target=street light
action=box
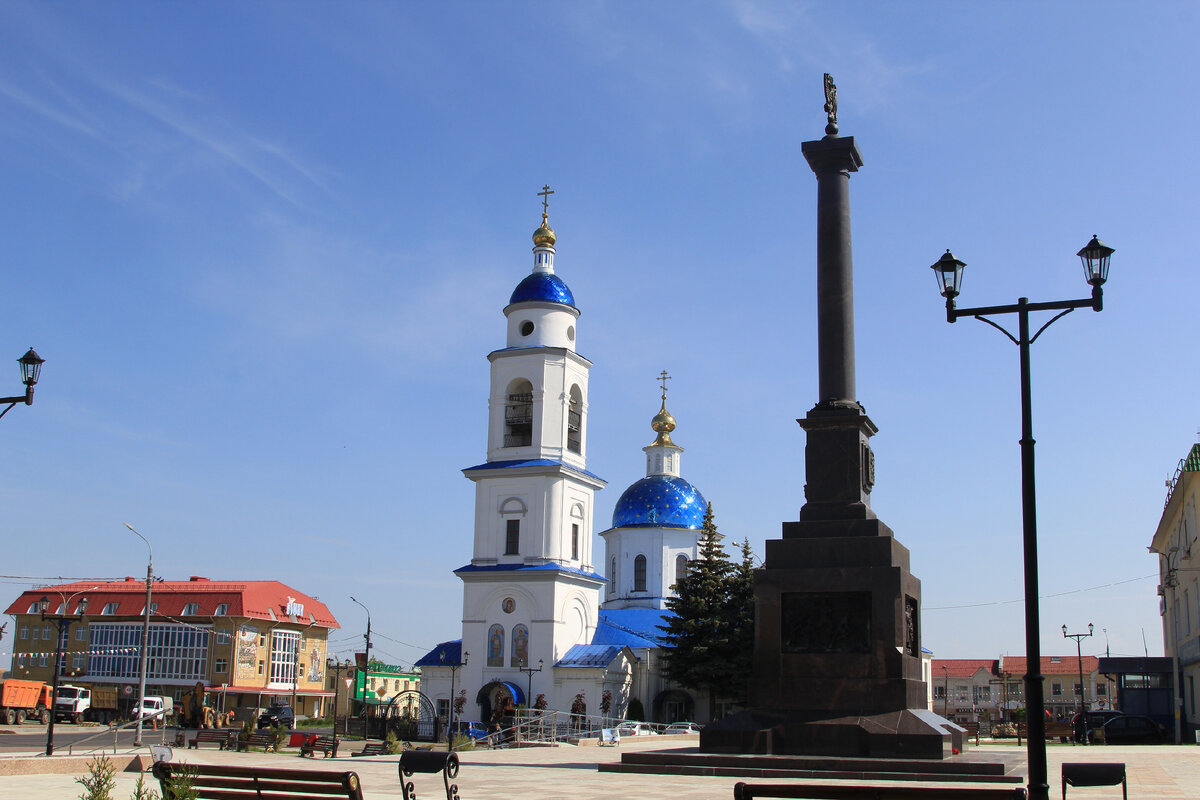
[930,235,1113,800]
[326,657,353,743]
[349,597,372,730]
[941,664,950,720]
[39,585,96,755]
[519,658,543,711]
[1062,623,1094,737]
[439,647,468,747]
[125,522,154,747]
[0,348,45,420]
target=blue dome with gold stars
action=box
[612,475,706,529]
[509,273,576,307]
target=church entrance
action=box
[475,681,525,728]
[653,689,695,724]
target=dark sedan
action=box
[1096,714,1168,744]
[256,704,295,729]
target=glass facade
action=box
[89,622,210,681]
[269,630,300,686]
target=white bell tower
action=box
[455,187,606,714]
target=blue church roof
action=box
[594,608,673,648]
[414,640,463,667]
[509,273,576,307]
[556,644,628,668]
[611,475,707,529]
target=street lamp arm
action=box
[952,293,1100,321]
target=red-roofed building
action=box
[5,577,340,719]
[999,655,1108,720]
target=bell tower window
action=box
[505,379,534,448]
[571,523,579,560]
[567,385,583,454]
[634,555,647,592]
[505,519,520,555]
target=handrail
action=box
[63,708,171,756]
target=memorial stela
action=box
[700,75,965,759]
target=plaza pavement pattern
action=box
[0,736,1198,799]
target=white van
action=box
[135,695,174,720]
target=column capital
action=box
[802,136,864,176]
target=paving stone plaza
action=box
[1,737,1198,799]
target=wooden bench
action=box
[352,741,390,757]
[1016,722,1075,745]
[733,783,1028,799]
[300,735,340,758]
[188,729,236,750]
[398,750,459,800]
[153,762,364,800]
[237,731,279,752]
[1062,763,1126,800]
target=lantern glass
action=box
[930,250,965,299]
[1077,235,1114,287]
[18,348,43,387]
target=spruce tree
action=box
[659,502,742,720]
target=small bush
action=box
[75,755,116,800]
[449,733,473,751]
[271,723,288,752]
[130,774,159,800]
[385,730,403,755]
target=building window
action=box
[75,626,88,642]
[505,519,520,555]
[487,624,505,667]
[567,386,582,453]
[101,603,119,615]
[258,660,265,675]
[269,631,300,686]
[504,380,534,447]
[43,625,52,640]
[215,658,228,674]
[675,555,688,588]
[634,555,647,592]
[609,557,617,592]
[1073,683,1082,697]
[216,628,231,644]
[437,699,449,719]
[17,654,27,668]
[72,653,85,670]
[87,622,210,681]
[39,654,48,667]
[571,524,579,560]
[933,685,946,699]
[182,603,199,616]
[19,625,28,640]
[215,603,229,616]
[31,627,39,641]
[1051,683,1062,696]
[141,603,158,615]
[1096,683,1107,696]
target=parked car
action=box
[663,722,701,735]
[1072,710,1122,743]
[256,703,295,729]
[452,721,489,741]
[616,722,658,736]
[1095,714,1168,745]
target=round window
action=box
[520,321,535,337]
[567,325,575,342]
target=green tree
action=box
[659,503,753,719]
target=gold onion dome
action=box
[533,213,556,247]
[651,401,676,446]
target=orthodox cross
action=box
[538,184,555,216]
[823,73,838,136]
[658,370,672,400]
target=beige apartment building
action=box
[5,576,339,718]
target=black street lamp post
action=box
[519,658,543,711]
[930,235,1113,800]
[1063,623,1094,724]
[941,665,950,720]
[440,648,468,747]
[349,597,372,729]
[39,586,95,756]
[0,349,45,420]
[326,657,352,743]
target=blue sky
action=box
[1,1,1195,668]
